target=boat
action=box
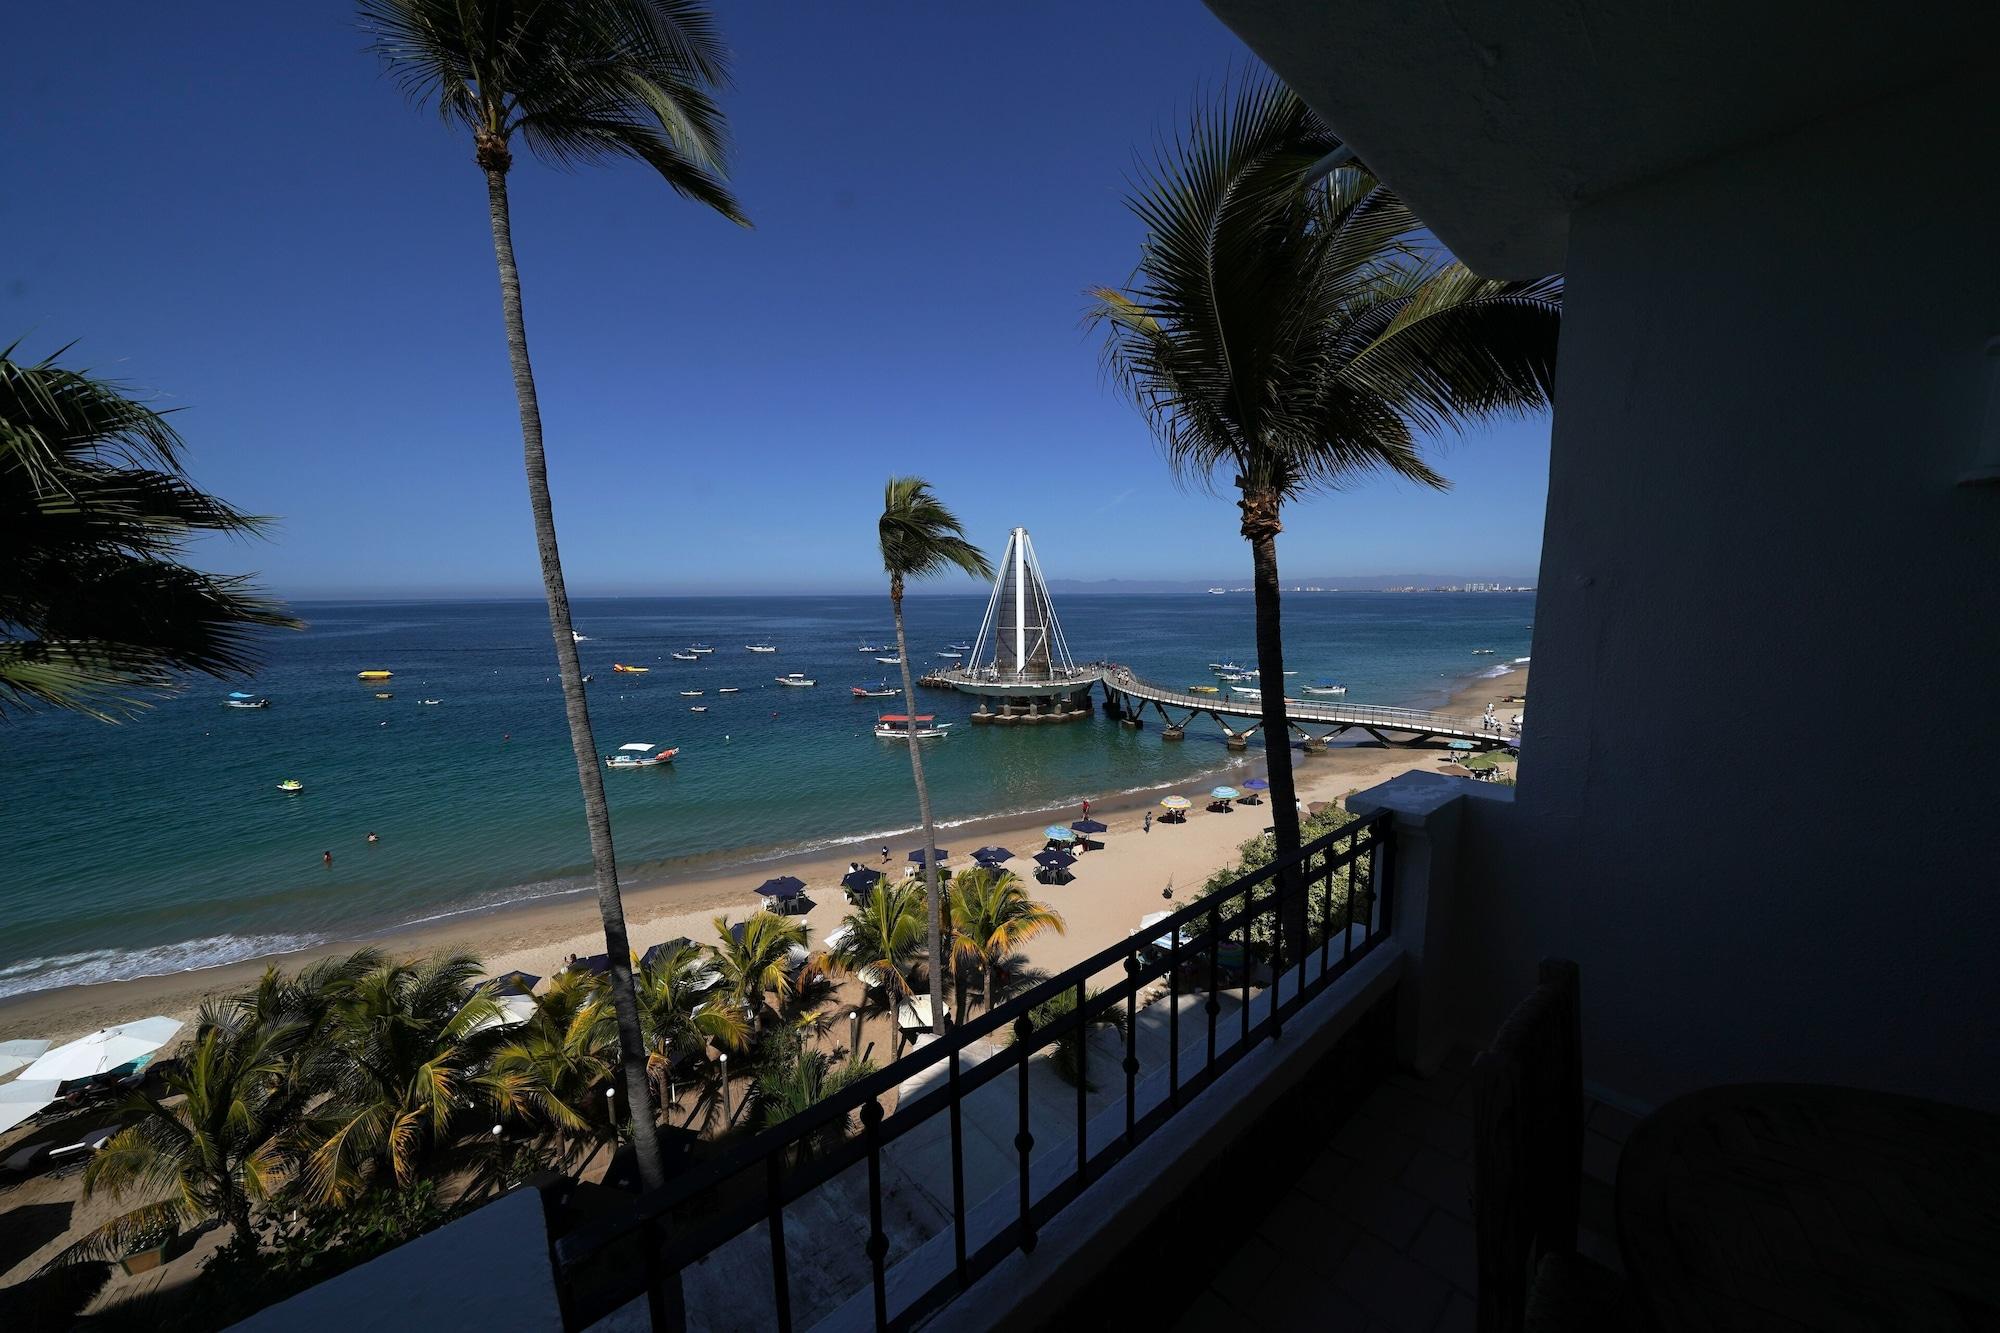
[936,651,963,659]
[775,673,815,687]
[224,692,268,709]
[1472,648,1497,655]
[852,681,898,698]
[276,779,304,792]
[746,642,778,653]
[420,698,442,705]
[689,706,708,713]
[1188,685,1220,695]
[581,674,594,683]
[1207,661,1246,673]
[1207,588,1227,595]
[857,643,883,653]
[613,663,651,673]
[571,631,589,642]
[373,692,394,700]
[874,655,903,665]
[1303,681,1348,696]
[717,686,740,693]
[1231,685,1262,699]
[605,742,677,769]
[947,642,973,652]
[875,714,952,739]
[670,651,699,662]
[689,644,714,654]
[1216,672,1255,683]
[357,670,392,680]
[679,690,703,697]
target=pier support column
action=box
[1224,731,1249,751]
[1162,727,1185,742]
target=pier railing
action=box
[1101,667,1509,738]
[551,812,1393,1331]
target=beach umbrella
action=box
[1034,849,1077,869]
[1159,796,1192,811]
[0,1080,60,1135]
[640,939,694,972]
[0,1038,52,1079]
[1243,778,1270,792]
[480,970,540,998]
[566,953,613,977]
[22,1017,181,1083]
[907,848,951,866]
[1070,819,1108,835]
[971,845,1014,864]
[1042,826,1077,843]
[1209,786,1240,801]
[1448,740,1476,752]
[841,868,884,894]
[756,875,808,899]
[471,992,540,1033]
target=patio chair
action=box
[1470,961,1628,1333]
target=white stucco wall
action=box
[1449,71,2000,1111]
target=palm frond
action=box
[878,477,993,584]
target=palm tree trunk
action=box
[1243,488,1307,959]
[985,958,996,1017]
[482,160,664,1192]
[889,578,947,1035]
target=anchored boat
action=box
[746,642,778,653]
[875,714,951,739]
[224,692,268,709]
[1303,680,1349,696]
[775,673,816,687]
[605,742,677,769]
[689,644,714,654]
[357,670,392,680]
[670,651,699,662]
[613,663,651,673]
[852,681,897,698]
[679,690,703,697]
[276,778,304,792]
[717,686,740,693]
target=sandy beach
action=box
[0,668,1525,1045]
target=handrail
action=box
[1098,665,1510,739]
[552,812,1395,1331]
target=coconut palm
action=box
[878,478,993,1033]
[0,345,298,720]
[49,1004,310,1264]
[948,867,1065,1020]
[829,879,928,1002]
[1089,79,1560,883]
[297,953,506,1207]
[709,912,808,1026]
[634,941,746,1119]
[485,971,622,1172]
[360,0,749,1190]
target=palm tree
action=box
[1089,80,1560,889]
[297,953,506,1207]
[360,0,750,1191]
[485,971,622,1173]
[877,478,994,1033]
[948,867,1065,1020]
[634,941,746,1113]
[829,879,928,1002]
[50,1004,310,1264]
[0,345,298,720]
[709,912,808,1027]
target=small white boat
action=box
[420,698,442,705]
[718,686,740,693]
[606,742,677,769]
[1472,648,1496,655]
[276,778,304,792]
[746,643,778,653]
[1217,672,1255,683]
[875,713,951,739]
[775,673,816,687]
[689,644,715,654]
[224,692,268,709]
[1231,686,1263,699]
[689,706,708,713]
[874,655,903,665]
[1208,660,1246,672]
[679,690,703,697]
[947,642,973,652]
[936,651,963,659]
[671,651,699,662]
[857,643,884,653]
[572,630,589,642]
[1207,588,1226,595]
[1303,681,1348,696]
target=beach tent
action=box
[566,954,613,977]
[470,993,539,1033]
[21,1017,182,1083]
[0,1080,60,1135]
[1242,778,1270,791]
[0,1038,52,1079]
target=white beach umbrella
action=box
[21,1016,182,1082]
[0,1079,60,1134]
[469,994,539,1034]
[0,1038,53,1079]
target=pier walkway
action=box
[1096,665,1513,750]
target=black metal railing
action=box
[553,811,1393,1331]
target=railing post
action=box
[861,1097,890,1330]
[1013,1015,1037,1252]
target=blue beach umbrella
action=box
[1210,786,1240,801]
[1071,818,1108,835]
[1043,826,1077,842]
[841,868,884,894]
[756,875,807,898]
[972,846,1014,864]
[481,970,540,997]
[1034,849,1077,869]
[908,848,951,866]
[1242,778,1270,792]
[566,953,612,977]
[639,939,693,972]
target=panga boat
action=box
[947,642,973,652]
[746,642,778,653]
[874,655,903,665]
[688,644,715,654]
[679,690,703,697]
[224,692,268,709]
[613,663,650,673]
[775,673,815,687]
[276,778,304,792]
[935,651,963,659]
[1216,672,1254,683]
[1230,685,1262,699]
[1188,684,1220,695]
[1303,681,1349,696]
[357,670,392,680]
[717,686,740,693]
[1471,648,1496,654]
[374,692,394,700]
[852,681,897,698]
[605,742,677,769]
[420,698,442,705]
[857,643,883,652]
[1207,661,1245,673]
[689,706,708,713]
[875,714,951,739]
[670,651,699,662]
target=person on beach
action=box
[881,845,890,864]
[1082,798,1090,820]
[323,850,333,868]
[1143,811,1152,834]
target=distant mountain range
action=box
[1044,575,1538,594]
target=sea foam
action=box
[0,933,326,999]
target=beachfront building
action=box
[225,6,1999,1330]
[937,526,1099,724]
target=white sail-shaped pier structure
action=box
[932,527,1101,724]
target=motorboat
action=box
[689,706,708,713]
[852,681,897,698]
[1303,681,1349,696]
[775,673,816,687]
[875,714,951,739]
[1230,685,1262,699]
[605,742,677,769]
[874,655,903,665]
[224,692,268,709]
[717,686,740,693]
[1216,672,1255,683]
[613,663,650,673]
[357,670,392,680]
[373,692,394,700]
[1207,661,1245,672]
[935,651,963,660]
[420,698,442,705]
[581,674,593,683]
[571,631,589,642]
[1472,648,1496,655]
[689,644,715,654]
[746,642,778,653]
[679,690,703,697]
[276,778,304,792]
[1188,685,1220,695]
[670,651,699,662]
[857,643,883,652]
[947,642,973,652]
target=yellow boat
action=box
[613,663,650,674]
[357,670,393,680]
[1189,684,1220,695]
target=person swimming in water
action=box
[323,850,333,868]
[367,832,379,845]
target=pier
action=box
[1093,665,1511,751]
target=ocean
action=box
[0,593,1532,999]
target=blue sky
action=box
[3,2,1551,598]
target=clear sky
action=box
[3,2,1551,598]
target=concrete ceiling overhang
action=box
[1206,1,1999,278]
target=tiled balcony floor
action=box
[1173,1050,1631,1332]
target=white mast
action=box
[1013,526,1027,673]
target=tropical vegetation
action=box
[360,0,751,1191]
[0,345,298,720]
[948,867,1066,1020]
[828,878,928,1001]
[877,477,993,1034]
[1089,78,1560,877]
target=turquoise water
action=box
[0,593,1532,998]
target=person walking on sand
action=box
[881,844,891,864]
[1143,811,1153,834]
[1081,798,1090,820]
[323,850,333,868]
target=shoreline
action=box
[0,665,1525,1043]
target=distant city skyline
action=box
[4,3,1552,599]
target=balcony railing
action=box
[552,811,1393,1331]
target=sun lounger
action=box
[2,1141,50,1175]
[48,1124,120,1163]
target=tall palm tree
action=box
[50,1004,310,1264]
[708,912,808,1027]
[1089,80,1559,887]
[485,971,621,1173]
[947,867,1065,1020]
[634,941,746,1111]
[877,478,993,1033]
[361,0,749,1191]
[0,345,298,720]
[829,879,928,1001]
